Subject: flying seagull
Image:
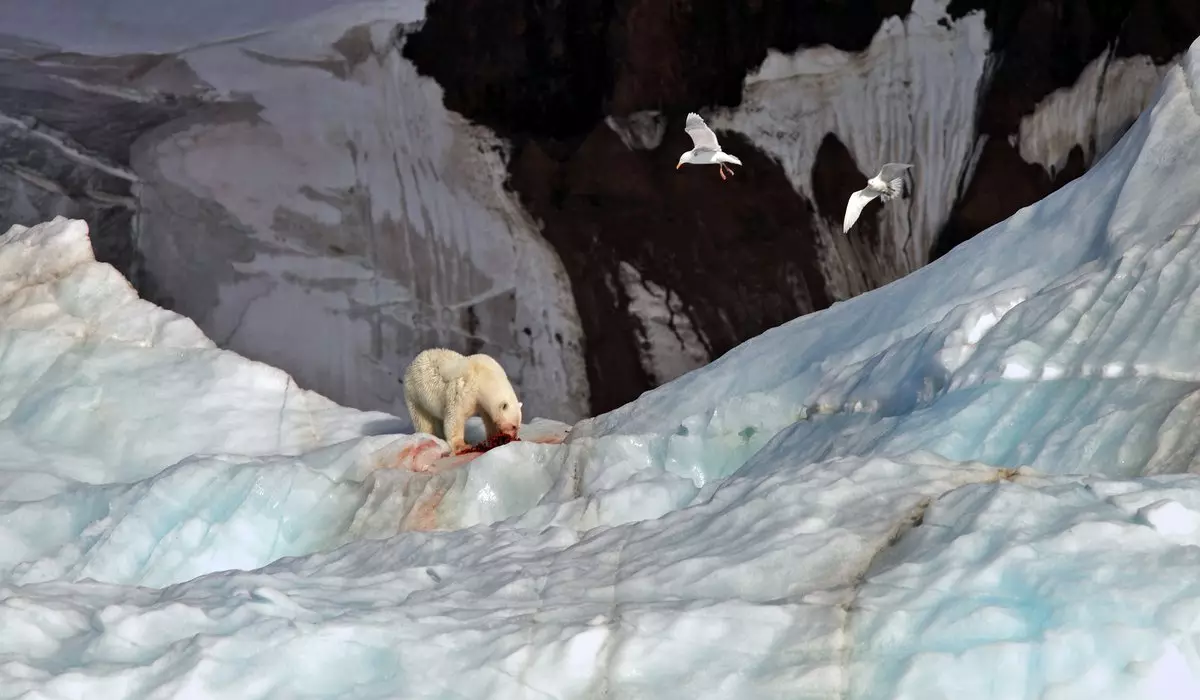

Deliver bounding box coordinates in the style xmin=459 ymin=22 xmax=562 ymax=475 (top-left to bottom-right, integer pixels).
xmin=676 ymin=112 xmax=743 ymax=181
xmin=843 ymin=162 xmax=914 ymax=233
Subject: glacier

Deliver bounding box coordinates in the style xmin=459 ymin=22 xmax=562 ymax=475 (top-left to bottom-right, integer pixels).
xmin=0 ymin=0 xmax=591 ymax=427
xmin=5 ymin=28 xmax=1200 ymax=700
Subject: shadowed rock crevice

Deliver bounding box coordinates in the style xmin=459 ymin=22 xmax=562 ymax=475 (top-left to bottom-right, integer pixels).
xmin=510 ymin=122 xmax=828 ymax=414
xmin=0 ymin=116 xmax=160 ymax=303
xmin=934 ymin=141 xmax=1088 ymax=261
xmin=810 ymin=133 xmax=905 ymax=299
xmin=0 ymin=49 xmax=208 ymax=164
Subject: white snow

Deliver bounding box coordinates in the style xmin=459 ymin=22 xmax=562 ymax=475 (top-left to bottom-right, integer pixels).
xmin=1018 ymin=48 xmax=1179 ymax=178
xmin=6 ymin=13 xmax=1200 ymax=700
xmin=0 ymin=0 xmax=591 ymax=426
xmin=1136 ymin=498 xmax=1200 ymax=539
xmin=709 ymin=0 xmax=992 ymax=300
xmin=617 ymin=261 xmax=710 ymax=386
xmin=604 ymin=111 xmax=668 ymax=151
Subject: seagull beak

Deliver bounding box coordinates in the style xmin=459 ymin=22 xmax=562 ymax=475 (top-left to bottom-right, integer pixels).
xmin=675 ymin=163 xmax=682 ymax=170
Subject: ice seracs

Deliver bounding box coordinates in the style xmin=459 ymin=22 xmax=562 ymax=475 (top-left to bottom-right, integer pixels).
xmin=843 ymin=162 xmax=914 ymax=233
xmin=676 ymin=112 xmax=743 ymax=181
xmin=7 ymin=19 xmax=1200 ymax=700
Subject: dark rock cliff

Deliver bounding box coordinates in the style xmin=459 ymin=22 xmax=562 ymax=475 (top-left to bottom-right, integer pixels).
xmin=935 ymin=0 xmax=1200 ymax=258
xmin=404 ymin=0 xmax=1200 ymax=415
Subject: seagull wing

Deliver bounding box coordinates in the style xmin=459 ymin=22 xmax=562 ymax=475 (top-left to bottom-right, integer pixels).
xmin=684 ymin=112 xmax=721 ymax=151
xmin=876 ymin=162 xmax=913 ymax=181
xmin=843 ymin=187 xmax=883 ymax=234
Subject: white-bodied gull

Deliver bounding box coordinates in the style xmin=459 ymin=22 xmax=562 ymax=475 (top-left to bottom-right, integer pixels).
xmin=843 ymin=162 xmax=914 ymax=233
xmin=676 ymin=112 xmax=743 ymax=181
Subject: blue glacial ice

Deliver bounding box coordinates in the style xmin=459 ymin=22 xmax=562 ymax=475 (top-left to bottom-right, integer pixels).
xmin=5 ymin=30 xmax=1200 ymax=700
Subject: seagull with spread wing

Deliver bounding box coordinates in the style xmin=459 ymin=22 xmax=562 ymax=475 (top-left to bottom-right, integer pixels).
xmin=843 ymin=162 xmax=914 ymax=233
xmin=676 ymin=112 xmax=743 ymax=181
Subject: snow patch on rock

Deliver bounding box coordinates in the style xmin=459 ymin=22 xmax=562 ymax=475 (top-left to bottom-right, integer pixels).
xmin=618 ymin=261 xmax=710 ymax=386
xmin=1018 ymin=48 xmax=1178 ymax=178
xmin=710 ymin=0 xmax=991 ymax=300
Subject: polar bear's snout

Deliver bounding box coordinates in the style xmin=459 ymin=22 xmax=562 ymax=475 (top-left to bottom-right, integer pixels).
xmin=494 ymin=399 xmax=523 ymax=438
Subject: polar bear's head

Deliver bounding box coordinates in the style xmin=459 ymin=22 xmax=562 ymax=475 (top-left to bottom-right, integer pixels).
xmin=490 ymin=393 xmax=523 ymax=438
xmin=470 ymin=354 xmax=524 ymax=438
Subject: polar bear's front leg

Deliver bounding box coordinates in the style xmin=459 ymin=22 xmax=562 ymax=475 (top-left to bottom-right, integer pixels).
xmin=443 ymin=414 xmax=468 ymax=454
xmin=442 ymin=381 xmax=471 ymax=454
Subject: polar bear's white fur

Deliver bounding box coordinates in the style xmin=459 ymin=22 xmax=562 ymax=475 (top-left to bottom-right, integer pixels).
xmin=402 ymin=348 xmax=524 ymax=453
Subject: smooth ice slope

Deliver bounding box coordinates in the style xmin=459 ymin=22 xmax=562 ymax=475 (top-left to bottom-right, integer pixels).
xmin=0 ymin=217 xmax=572 ymax=593
xmin=7 ymin=35 xmax=1200 ymax=700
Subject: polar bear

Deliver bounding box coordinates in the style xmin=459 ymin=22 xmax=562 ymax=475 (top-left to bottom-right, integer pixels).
xmin=402 ymin=348 xmax=524 ymax=454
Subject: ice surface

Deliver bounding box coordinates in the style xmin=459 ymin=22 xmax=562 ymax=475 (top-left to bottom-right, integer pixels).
xmin=6 ymin=28 xmax=1200 ymax=700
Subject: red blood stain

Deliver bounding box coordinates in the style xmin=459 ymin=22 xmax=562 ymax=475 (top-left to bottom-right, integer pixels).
xmin=406 ymin=486 xmax=447 ymax=531
xmin=456 ymin=433 xmax=520 ymax=455
xmin=388 ymin=438 xmax=445 ymax=472
xmin=528 ymin=434 xmax=566 ymax=445
xmin=436 ymin=453 xmax=479 ymax=470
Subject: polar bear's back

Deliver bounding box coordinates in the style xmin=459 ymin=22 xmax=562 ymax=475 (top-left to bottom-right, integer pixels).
xmin=403 ymin=347 xmax=469 ymax=415
xmin=465 ymin=353 xmax=507 ymax=378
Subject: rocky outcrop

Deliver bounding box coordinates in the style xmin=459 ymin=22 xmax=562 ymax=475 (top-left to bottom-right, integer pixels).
xmin=405 ymin=0 xmax=1199 ymax=414
xmin=934 ymin=0 xmax=1200 ymax=257
xmin=505 ymin=126 xmax=829 ymax=413
xmin=0 ymin=42 xmax=202 ymax=303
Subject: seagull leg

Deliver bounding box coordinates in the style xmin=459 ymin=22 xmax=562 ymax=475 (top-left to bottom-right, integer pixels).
xmin=719 ymin=166 xmax=727 ymax=181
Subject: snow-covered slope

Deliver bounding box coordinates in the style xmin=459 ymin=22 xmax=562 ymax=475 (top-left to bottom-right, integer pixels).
xmin=6 ymin=29 xmax=1200 ymax=700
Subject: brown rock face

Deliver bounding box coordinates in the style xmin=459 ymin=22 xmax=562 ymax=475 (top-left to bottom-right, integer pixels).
xmin=510 ymin=125 xmax=829 ymax=414
xmin=405 ymin=0 xmax=913 ymax=135
xmin=405 ymin=0 xmax=916 ymax=414
xmin=405 ymin=0 xmax=1200 ymax=416
xmin=934 ymin=0 xmax=1200 ymax=257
